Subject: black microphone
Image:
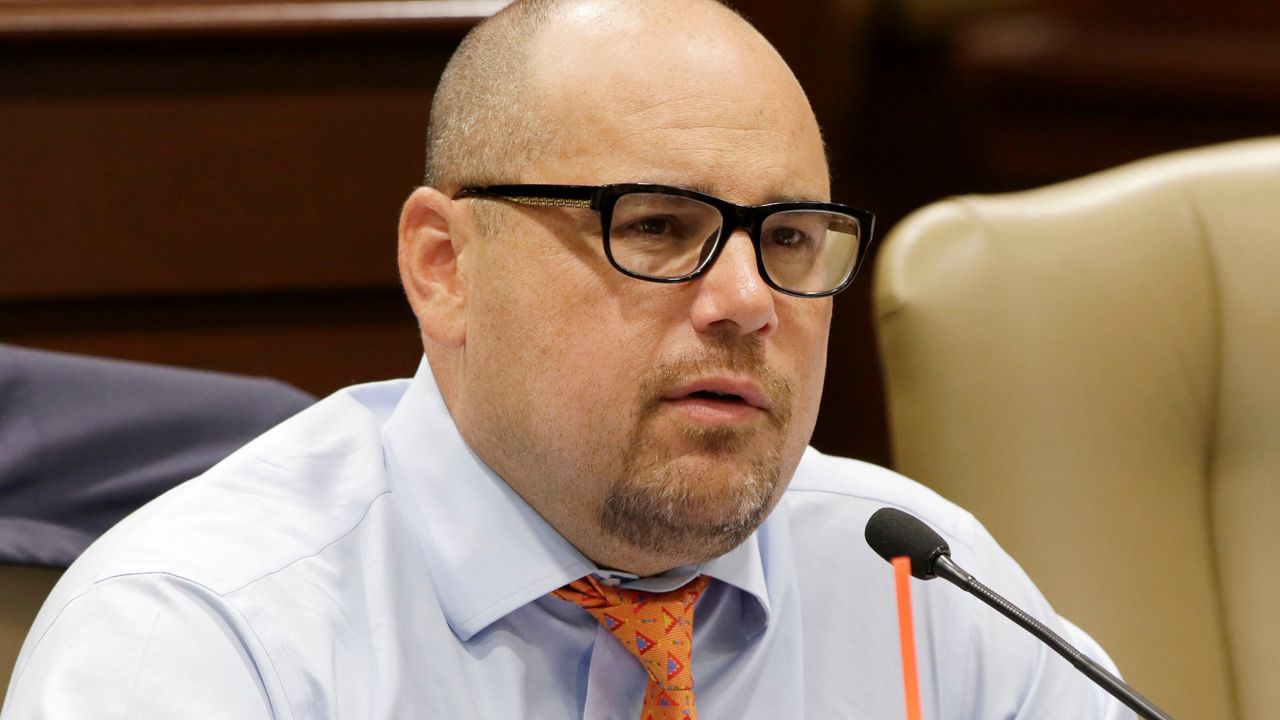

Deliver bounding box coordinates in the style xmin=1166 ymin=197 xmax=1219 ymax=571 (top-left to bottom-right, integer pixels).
xmin=864 ymin=507 xmax=1175 ymax=720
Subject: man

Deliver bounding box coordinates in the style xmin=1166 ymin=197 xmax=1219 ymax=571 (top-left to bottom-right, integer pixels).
xmin=3 ymin=1 xmax=1130 ymax=718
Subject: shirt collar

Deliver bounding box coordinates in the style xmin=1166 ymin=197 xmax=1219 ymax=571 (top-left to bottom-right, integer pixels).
xmin=381 ymin=357 xmax=771 ymax=640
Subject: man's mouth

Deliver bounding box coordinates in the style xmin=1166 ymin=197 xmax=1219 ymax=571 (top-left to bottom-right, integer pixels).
xmin=688 ymin=389 xmax=743 ymax=402
xmin=659 ymin=378 xmax=770 ymax=423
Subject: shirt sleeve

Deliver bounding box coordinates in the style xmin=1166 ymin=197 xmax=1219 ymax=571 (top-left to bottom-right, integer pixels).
xmin=3 ymin=574 xmax=278 ymax=720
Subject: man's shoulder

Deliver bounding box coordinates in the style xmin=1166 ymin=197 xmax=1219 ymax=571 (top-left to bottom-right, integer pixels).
xmin=56 ymin=380 xmax=412 ymax=597
xmin=782 ymin=446 xmax=982 ymax=552
xmin=8 ymin=380 xmax=431 ymax=717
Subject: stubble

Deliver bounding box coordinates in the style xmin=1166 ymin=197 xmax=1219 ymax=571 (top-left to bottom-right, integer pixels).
xmin=599 ymin=342 xmax=794 ymax=563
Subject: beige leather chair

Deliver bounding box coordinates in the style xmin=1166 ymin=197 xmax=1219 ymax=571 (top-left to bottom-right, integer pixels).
xmin=873 ymin=137 xmax=1280 ymax=720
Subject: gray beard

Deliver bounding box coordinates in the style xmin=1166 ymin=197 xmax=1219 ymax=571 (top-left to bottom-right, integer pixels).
xmin=599 ymin=412 xmax=786 ymax=564
xmin=598 ymin=335 xmax=796 ymax=565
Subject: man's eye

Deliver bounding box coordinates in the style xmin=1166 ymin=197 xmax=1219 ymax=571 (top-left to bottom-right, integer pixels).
xmin=769 ymin=227 xmax=809 ymax=247
xmin=618 ymin=215 xmax=682 ymax=240
xmin=636 ymin=217 xmax=673 ymax=236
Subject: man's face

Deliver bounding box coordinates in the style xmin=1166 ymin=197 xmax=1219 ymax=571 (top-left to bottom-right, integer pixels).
xmin=450 ymin=7 xmax=833 ymax=574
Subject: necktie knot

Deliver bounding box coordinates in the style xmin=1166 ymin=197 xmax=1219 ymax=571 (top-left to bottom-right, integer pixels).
xmin=554 ymin=575 xmax=711 ymax=719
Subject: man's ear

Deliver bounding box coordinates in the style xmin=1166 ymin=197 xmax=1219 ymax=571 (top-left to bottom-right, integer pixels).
xmin=398 ymin=186 xmax=467 ymax=348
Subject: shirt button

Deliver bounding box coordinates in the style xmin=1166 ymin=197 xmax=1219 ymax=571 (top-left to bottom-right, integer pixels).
xmin=598 ymin=576 xmax=622 ymax=587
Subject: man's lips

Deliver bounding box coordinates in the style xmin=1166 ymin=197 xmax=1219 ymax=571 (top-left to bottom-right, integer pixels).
xmin=659 ymin=377 xmax=771 ymax=412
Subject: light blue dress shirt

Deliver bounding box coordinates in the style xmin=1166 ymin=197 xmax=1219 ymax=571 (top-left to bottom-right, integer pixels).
xmin=3 ymin=358 xmax=1132 ymax=719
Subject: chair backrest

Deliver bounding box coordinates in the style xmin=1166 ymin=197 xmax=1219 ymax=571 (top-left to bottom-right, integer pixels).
xmin=873 ymin=136 xmax=1280 ymax=720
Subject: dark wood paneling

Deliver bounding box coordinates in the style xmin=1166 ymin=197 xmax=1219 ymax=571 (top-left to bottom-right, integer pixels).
xmin=0 ymin=35 xmax=461 ymax=299
xmin=949 ymin=9 xmax=1280 ymax=191
xmin=1052 ymin=0 xmax=1277 ymax=25
xmin=0 ymin=1 xmax=488 ymax=397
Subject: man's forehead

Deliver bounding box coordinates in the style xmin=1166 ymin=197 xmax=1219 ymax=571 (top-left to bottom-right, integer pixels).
xmin=520 ymin=111 xmax=829 ymax=203
xmin=520 ymin=7 xmax=829 ymax=202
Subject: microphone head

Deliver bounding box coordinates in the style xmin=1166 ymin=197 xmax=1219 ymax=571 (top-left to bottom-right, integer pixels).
xmin=864 ymin=507 xmax=952 ymax=580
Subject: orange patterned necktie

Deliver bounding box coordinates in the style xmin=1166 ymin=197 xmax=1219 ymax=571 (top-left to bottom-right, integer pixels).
xmin=553 ymin=574 xmax=712 ymax=720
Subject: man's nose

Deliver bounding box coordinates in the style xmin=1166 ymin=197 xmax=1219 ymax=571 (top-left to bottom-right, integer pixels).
xmin=689 ymin=230 xmax=778 ymax=337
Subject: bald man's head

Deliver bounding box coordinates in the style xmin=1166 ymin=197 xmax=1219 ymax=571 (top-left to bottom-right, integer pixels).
xmin=423 ymin=0 xmax=790 ymax=195
xmin=400 ymin=0 xmax=837 ymax=575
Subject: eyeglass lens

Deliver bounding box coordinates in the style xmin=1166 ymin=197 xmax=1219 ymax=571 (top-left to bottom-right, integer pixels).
xmin=608 ymin=192 xmax=862 ymax=294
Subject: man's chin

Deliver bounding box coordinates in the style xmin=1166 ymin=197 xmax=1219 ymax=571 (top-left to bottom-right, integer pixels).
xmin=598 ymin=453 xmax=783 ymax=566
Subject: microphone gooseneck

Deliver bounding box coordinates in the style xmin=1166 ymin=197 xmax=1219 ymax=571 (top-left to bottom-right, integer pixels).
xmin=864 ymin=508 xmax=1175 ymax=720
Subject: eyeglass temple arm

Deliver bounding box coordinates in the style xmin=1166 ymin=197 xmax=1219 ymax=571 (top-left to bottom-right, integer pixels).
xmin=456 ymin=189 xmax=591 ymax=210
xmin=500 ymin=196 xmax=592 ymax=209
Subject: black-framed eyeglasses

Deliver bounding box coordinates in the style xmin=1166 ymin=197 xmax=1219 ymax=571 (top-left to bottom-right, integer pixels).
xmin=452 ymin=183 xmax=875 ymax=298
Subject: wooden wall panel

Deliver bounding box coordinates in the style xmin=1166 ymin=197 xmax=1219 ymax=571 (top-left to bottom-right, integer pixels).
xmin=1 ymin=46 xmax=441 ymax=299
xmin=0 ymin=1 xmax=500 ymax=397
xmin=949 ymin=6 xmax=1280 ymax=191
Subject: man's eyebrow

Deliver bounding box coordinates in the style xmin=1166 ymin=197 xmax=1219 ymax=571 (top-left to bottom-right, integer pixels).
xmin=762 ymin=192 xmax=823 ymax=204
xmin=681 ymin=183 xmax=823 ymax=205
xmin=636 ymin=178 xmax=825 ymax=205
xmin=755 ymin=188 xmax=832 ymax=204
